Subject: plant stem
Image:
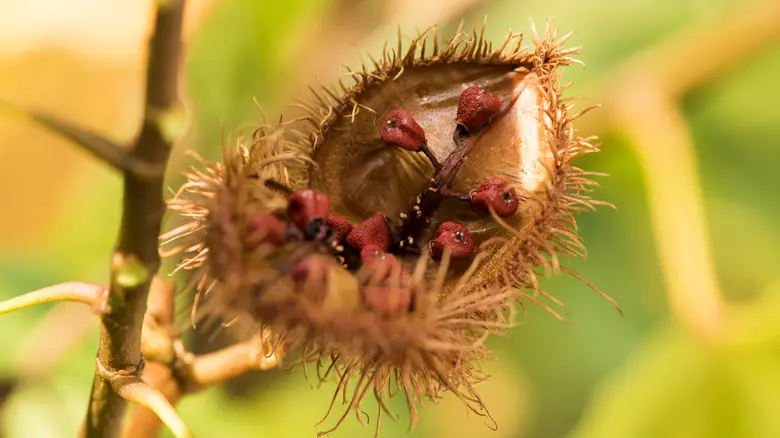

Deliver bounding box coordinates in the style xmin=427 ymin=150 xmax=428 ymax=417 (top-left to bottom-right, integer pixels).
xmin=82 ymin=1 xmax=186 ymax=437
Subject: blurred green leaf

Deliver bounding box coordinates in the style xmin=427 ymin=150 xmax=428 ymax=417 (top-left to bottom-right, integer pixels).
xmin=185 ymin=0 xmax=334 ymax=159
xmin=571 ymin=327 xmax=780 ymax=438
xmin=572 ymin=281 xmax=780 ymax=438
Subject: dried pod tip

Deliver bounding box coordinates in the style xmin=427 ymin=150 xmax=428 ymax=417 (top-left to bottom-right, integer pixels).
xmin=456 ymin=86 xmax=501 ymax=132
xmin=287 ymin=189 xmax=330 ymax=237
xmin=380 ymin=108 xmax=427 ymax=152
xmin=246 ymin=213 xmax=286 ymax=247
xmin=345 ymin=213 xmax=392 ymax=252
xmin=362 ymin=285 xmax=412 ymax=316
xmin=430 ymin=221 xmax=474 ymax=260
xmin=470 ymin=178 xmax=519 ymax=218
xmin=326 ymin=214 xmax=353 ymax=242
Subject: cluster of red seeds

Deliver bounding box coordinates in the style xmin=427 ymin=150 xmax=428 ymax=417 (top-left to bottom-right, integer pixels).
xmin=243 ymin=86 xmax=521 ymax=316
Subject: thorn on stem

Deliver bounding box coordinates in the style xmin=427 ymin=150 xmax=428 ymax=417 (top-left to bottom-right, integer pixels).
xmin=110 ymin=375 xmax=192 ymax=438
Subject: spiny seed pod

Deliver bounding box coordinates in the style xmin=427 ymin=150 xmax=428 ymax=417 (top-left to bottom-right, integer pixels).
xmin=456 ymin=86 xmax=502 ymax=132
xmin=162 ymin=19 xmax=620 ymax=437
xmin=470 ymin=177 xmax=519 ymax=218
xmin=380 ymin=109 xmax=427 ymax=152
xmin=430 ymin=221 xmax=474 ymax=259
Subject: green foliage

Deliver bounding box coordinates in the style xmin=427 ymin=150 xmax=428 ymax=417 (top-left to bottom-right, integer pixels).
xmin=573 ymin=283 xmax=780 ymax=438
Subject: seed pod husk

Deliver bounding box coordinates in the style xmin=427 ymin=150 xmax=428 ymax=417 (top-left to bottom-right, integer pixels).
xmin=162 ymin=18 xmax=618 ymax=436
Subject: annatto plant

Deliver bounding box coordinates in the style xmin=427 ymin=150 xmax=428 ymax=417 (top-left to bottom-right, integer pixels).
xmin=164 ymin=18 xmax=618 ymax=437
xmin=0 ymin=2 xmax=618 ymax=436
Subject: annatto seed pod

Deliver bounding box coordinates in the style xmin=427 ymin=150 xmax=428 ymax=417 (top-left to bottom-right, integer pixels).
xmin=162 ymin=19 xmax=619 ymax=437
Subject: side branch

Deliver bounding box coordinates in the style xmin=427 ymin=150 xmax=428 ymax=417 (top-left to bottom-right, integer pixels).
xmin=187 ymin=331 xmax=282 ymax=388
xmin=125 ymin=322 xmax=282 ymax=438
xmin=0 ymin=282 xmax=107 ymax=315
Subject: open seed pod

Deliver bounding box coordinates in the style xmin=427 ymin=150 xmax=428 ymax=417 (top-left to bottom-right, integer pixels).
xmin=162 ymin=19 xmax=617 ymax=436
xmin=290 ymin=20 xmax=619 ymax=315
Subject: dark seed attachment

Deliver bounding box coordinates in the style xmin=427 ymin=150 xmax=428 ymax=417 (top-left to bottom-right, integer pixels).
xmin=456 ymin=86 xmax=501 ymax=132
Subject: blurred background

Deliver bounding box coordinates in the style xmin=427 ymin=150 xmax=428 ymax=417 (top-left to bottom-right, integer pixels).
xmin=0 ymin=0 xmax=779 ymax=437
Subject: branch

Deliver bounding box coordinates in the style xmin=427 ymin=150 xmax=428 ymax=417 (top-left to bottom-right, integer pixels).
xmin=122 ymin=362 xmax=184 ymax=438
xmin=123 ymin=276 xmax=190 ymax=438
xmin=83 ymin=1 xmax=186 ymax=437
xmin=127 ymin=325 xmax=282 ymax=438
xmin=187 ymin=331 xmax=282 ymax=388
xmin=141 ymin=321 xmax=281 ymax=391
xmin=0 ymin=282 xmax=107 ymax=315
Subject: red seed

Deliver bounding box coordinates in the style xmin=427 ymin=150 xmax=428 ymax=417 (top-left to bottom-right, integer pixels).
xmin=246 ymin=213 xmax=286 ymax=247
xmin=456 ymin=86 xmax=501 ymax=132
xmin=470 ymin=178 xmax=519 ymax=218
xmin=287 ymin=190 xmax=330 ymax=233
xmin=360 ymin=244 xmax=388 ymax=264
xmin=326 ymin=214 xmax=353 ymax=242
xmin=345 ymin=213 xmax=391 ymax=251
xmin=362 ymin=285 xmax=412 ymax=316
xmin=380 ymin=109 xmax=427 ymax=152
xmin=388 ymin=268 xmax=413 ymax=289
xmin=291 ymin=256 xmax=330 ymax=302
xmin=430 ymin=221 xmax=474 ymax=259
xmin=360 ymin=244 xmax=399 ymax=283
